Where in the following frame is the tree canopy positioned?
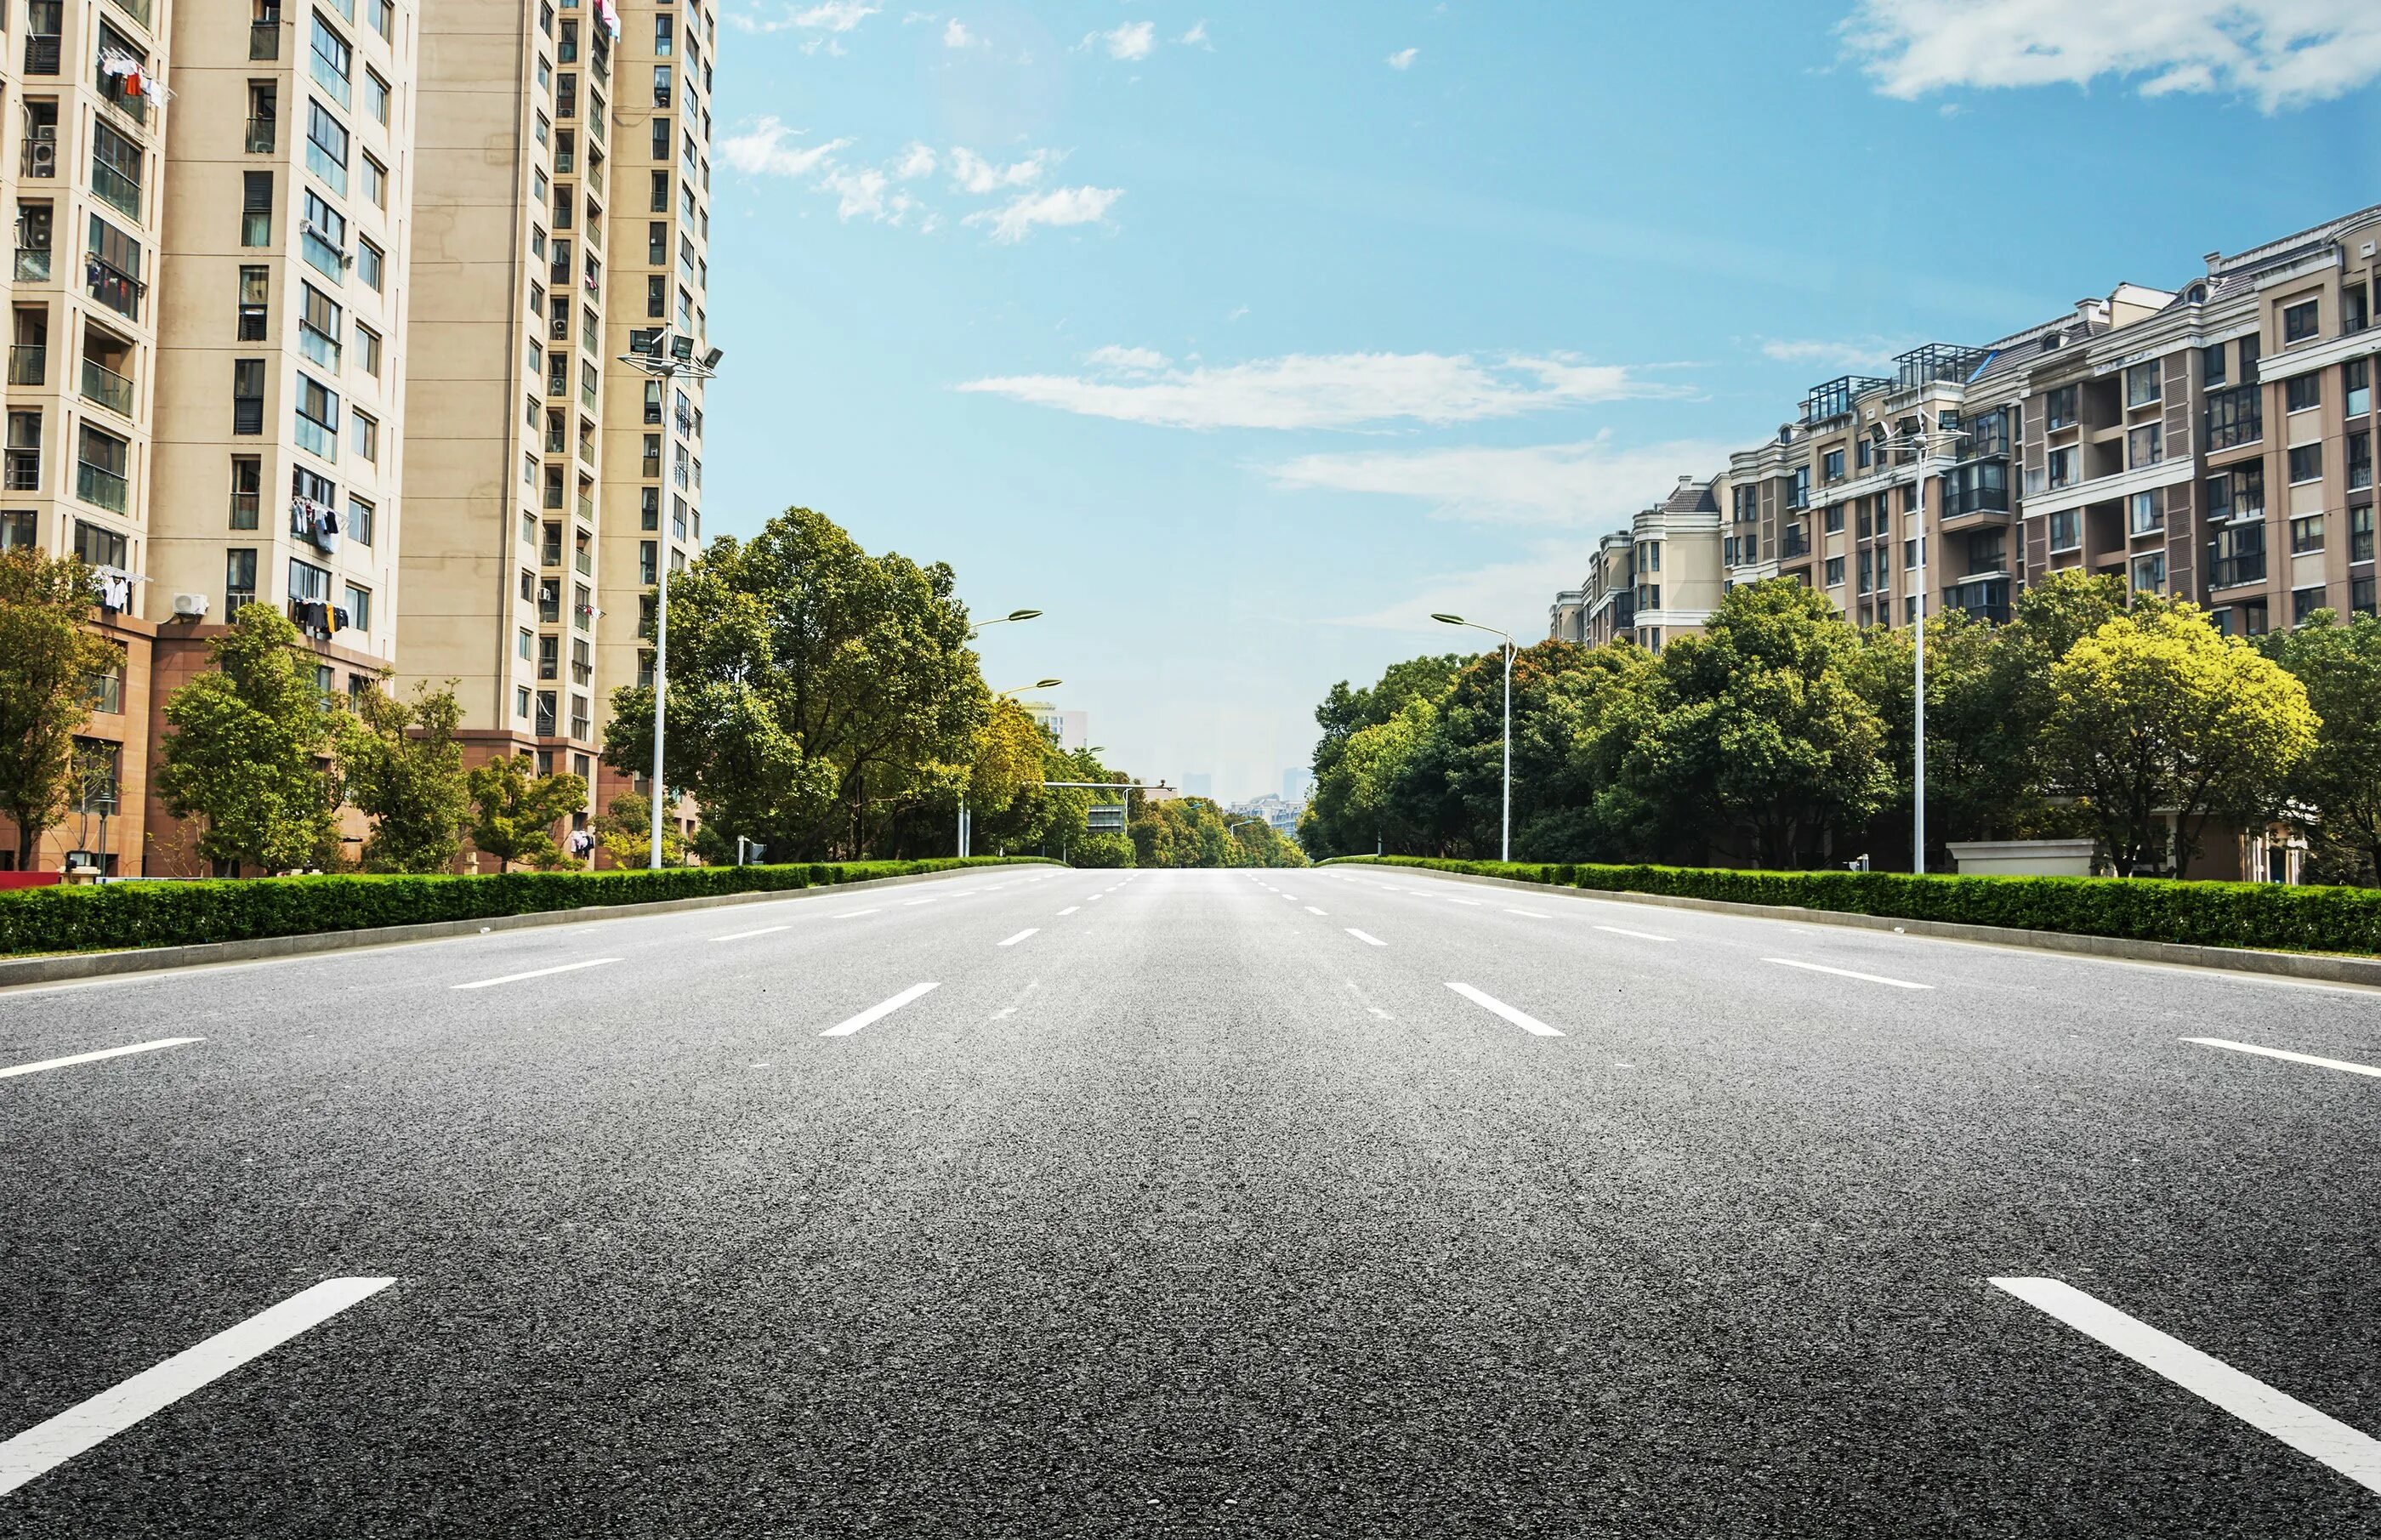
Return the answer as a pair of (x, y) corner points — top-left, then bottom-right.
(156, 605), (342, 875)
(0, 548), (121, 869)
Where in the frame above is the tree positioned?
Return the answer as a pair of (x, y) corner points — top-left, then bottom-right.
(2045, 605), (2318, 876)
(2260, 611), (2381, 884)
(0, 548), (120, 870)
(1850, 608), (2048, 864)
(603, 507), (986, 860)
(336, 679), (470, 873)
(466, 755), (588, 872)
(594, 791), (685, 867)
(156, 605), (341, 875)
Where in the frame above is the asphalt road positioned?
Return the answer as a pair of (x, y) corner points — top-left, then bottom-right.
(3, 863), (2378, 1537)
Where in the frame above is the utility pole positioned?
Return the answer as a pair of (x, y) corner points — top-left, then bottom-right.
(1433, 612), (1516, 863)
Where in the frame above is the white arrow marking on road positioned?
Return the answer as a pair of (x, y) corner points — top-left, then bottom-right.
(0, 1037), (204, 1081)
(0, 1277), (395, 1497)
(1445, 982), (1564, 1037)
(1345, 929), (1387, 947)
(1991, 1276), (2381, 1494)
(1594, 925), (1674, 942)
(1763, 958), (1933, 991)
(997, 929), (1038, 947)
(452, 958), (619, 990)
(821, 981), (940, 1038)
(2185, 1037), (2381, 1080)
(712, 924), (789, 942)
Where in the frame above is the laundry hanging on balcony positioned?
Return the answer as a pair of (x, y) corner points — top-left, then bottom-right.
(88, 566), (139, 612)
(594, 0), (620, 39)
(290, 495), (341, 554)
(96, 51), (170, 101)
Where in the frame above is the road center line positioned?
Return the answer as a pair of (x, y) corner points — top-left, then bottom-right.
(1445, 981), (1565, 1037)
(1088, 895), (1105, 902)
(1594, 925), (1674, 942)
(997, 929), (1038, 947)
(901, 898), (940, 906)
(451, 958), (619, 991)
(831, 908), (882, 921)
(1763, 958), (1933, 991)
(1445, 898), (1484, 906)
(712, 925), (789, 942)
(1345, 928), (1387, 947)
(1305, 906), (1328, 916)
(1057, 906), (1080, 916)
(2184, 1037), (2381, 1080)
(0, 1277), (396, 1498)
(1503, 908), (1550, 918)
(821, 981), (940, 1038)
(0, 1037), (205, 1082)
(1990, 1276), (2381, 1493)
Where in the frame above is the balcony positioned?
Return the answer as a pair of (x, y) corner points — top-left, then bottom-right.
(5, 453), (40, 491)
(76, 460), (128, 514)
(8, 345), (45, 385)
(91, 162), (142, 220)
(249, 20), (279, 59)
(80, 358), (134, 417)
(2208, 554), (2267, 590)
(25, 34), (60, 75)
(245, 116), (276, 152)
(2205, 384), (2262, 452)
(87, 259), (141, 320)
(106, 0), (153, 30)
(96, 67), (149, 128)
(1943, 577), (2011, 626)
(1781, 526), (1810, 560)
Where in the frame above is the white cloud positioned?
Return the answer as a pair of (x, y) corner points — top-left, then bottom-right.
(1270, 435), (1737, 529)
(720, 117), (853, 178)
(963, 185), (1123, 242)
(1757, 336), (1913, 371)
(948, 146), (1053, 193)
(893, 142), (937, 179)
(1085, 345), (1171, 373)
(1386, 47), (1418, 69)
(792, 0), (877, 29)
(1179, 20), (1210, 48)
(1844, 0), (2381, 111)
(1088, 20), (1156, 60)
(959, 351), (1678, 430)
(942, 16), (975, 47)
(1327, 548), (1600, 635)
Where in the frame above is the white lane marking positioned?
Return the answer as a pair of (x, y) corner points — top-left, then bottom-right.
(2185, 1037), (2381, 1081)
(1345, 929), (1387, 947)
(0, 1037), (204, 1082)
(821, 981), (940, 1038)
(1445, 982), (1564, 1037)
(0, 1277), (396, 1498)
(1057, 906), (1081, 916)
(1088, 895), (1105, 903)
(901, 898), (940, 906)
(1305, 906), (1328, 916)
(1594, 924), (1674, 942)
(1503, 908), (1550, 918)
(451, 958), (620, 991)
(712, 924), (789, 942)
(1763, 958), (1933, 991)
(1445, 898), (1484, 906)
(1990, 1276), (2381, 1493)
(831, 908), (883, 921)
(997, 929), (1038, 947)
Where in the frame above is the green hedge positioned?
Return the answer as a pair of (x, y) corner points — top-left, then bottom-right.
(1327, 855), (2381, 957)
(0, 857), (1051, 958)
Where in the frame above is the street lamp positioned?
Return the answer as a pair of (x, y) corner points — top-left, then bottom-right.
(616, 327), (723, 870)
(969, 608), (1043, 637)
(959, 677), (1062, 857)
(1876, 414), (1967, 876)
(1432, 612), (1514, 863)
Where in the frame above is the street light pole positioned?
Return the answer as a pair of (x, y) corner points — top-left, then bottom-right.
(971, 675), (1064, 856)
(1432, 612), (1515, 863)
(1881, 415), (1965, 876)
(616, 327), (723, 869)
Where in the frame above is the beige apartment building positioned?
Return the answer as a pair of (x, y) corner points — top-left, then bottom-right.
(1548, 476), (1726, 651)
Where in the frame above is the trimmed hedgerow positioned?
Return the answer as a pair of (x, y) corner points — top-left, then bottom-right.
(1328, 855), (2381, 957)
(0, 857), (1051, 958)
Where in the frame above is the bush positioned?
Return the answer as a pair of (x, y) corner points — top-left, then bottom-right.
(0, 857), (1050, 957)
(1330, 855), (2381, 957)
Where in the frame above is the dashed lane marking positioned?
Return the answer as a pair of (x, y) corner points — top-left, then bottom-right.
(821, 982), (940, 1038)
(1763, 958), (1933, 991)
(997, 929), (1038, 948)
(0, 1037), (205, 1082)
(2184, 1037), (2381, 1081)
(712, 925), (789, 942)
(1444, 982), (1564, 1037)
(1594, 925), (1674, 942)
(1345, 929), (1388, 947)
(452, 958), (620, 990)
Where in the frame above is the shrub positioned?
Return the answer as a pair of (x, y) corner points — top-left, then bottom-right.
(0, 857), (1048, 957)
(1329, 855), (2381, 956)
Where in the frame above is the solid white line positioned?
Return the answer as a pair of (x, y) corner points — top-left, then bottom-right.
(1991, 1276), (2381, 1493)
(997, 929), (1038, 947)
(2185, 1037), (2381, 1080)
(831, 908), (882, 921)
(0, 1037), (204, 1081)
(1594, 924), (1674, 942)
(1763, 958), (1933, 991)
(1345, 929), (1387, 947)
(0, 1277), (395, 1497)
(1057, 906), (1080, 916)
(1503, 908), (1550, 918)
(1445, 981), (1564, 1037)
(451, 958), (619, 990)
(712, 924), (789, 942)
(1305, 906), (1328, 916)
(820, 981), (940, 1038)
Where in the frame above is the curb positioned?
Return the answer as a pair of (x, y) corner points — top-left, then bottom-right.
(0, 863), (1054, 991)
(1328, 861), (2381, 989)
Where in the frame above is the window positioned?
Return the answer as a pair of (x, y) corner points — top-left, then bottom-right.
(351, 409), (378, 463)
(2208, 460), (2263, 523)
(2128, 491), (2162, 535)
(289, 556), (332, 603)
(2348, 359), (2371, 418)
(2127, 423), (2162, 468)
(2282, 298), (2318, 344)
(76, 428), (128, 514)
(2288, 443), (2323, 484)
(232, 358), (266, 435)
(361, 154), (387, 209)
(73, 516), (127, 566)
(2048, 446), (2076, 488)
(299, 283), (341, 368)
(303, 190), (346, 277)
(2208, 520), (2266, 589)
(230, 456), (262, 528)
(2353, 504), (2375, 563)
(2204, 384), (2261, 450)
(2130, 552), (2163, 594)
(2048, 509), (2081, 552)
(2291, 514), (2324, 554)
(344, 582), (371, 632)
(2293, 587), (2325, 626)
(2351, 430), (2372, 492)
(371, 0), (394, 41)
(2286, 374), (2321, 413)
(306, 100), (350, 196)
(654, 65), (671, 106)
(516, 686), (531, 720)
(2241, 332), (2262, 382)
(646, 274), (665, 319)
(2356, 574), (2378, 618)
(1823, 503), (1844, 533)
(357, 324), (381, 378)
(236, 264), (270, 340)
(2045, 384), (2079, 429)
(2202, 342), (2227, 389)
(364, 68), (389, 124)
(1821, 448), (1844, 482)
(651, 117), (671, 160)
(86, 216), (142, 320)
(656, 14), (673, 52)
(89, 121), (142, 219)
(348, 494), (373, 545)
(1823, 555), (1844, 587)
(310, 14), (352, 111)
(295, 373), (339, 458)
(1904, 537), (1921, 570)
(6, 412), (42, 492)
(242, 171), (275, 246)
(357, 238), (383, 292)
(225, 549), (259, 614)
(2125, 361), (2161, 407)
(2349, 284), (2372, 336)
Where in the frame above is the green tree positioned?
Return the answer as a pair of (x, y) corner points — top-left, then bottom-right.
(466, 754), (588, 872)
(2260, 611), (2381, 884)
(1304, 654), (1461, 856)
(156, 605), (341, 875)
(1071, 831), (1134, 868)
(1850, 608), (2047, 864)
(0, 548), (120, 869)
(336, 679), (470, 872)
(2045, 605), (2318, 876)
(593, 790), (685, 867)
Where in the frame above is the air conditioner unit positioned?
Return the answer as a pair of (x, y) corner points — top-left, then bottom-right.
(171, 591), (209, 618)
(26, 139), (55, 176)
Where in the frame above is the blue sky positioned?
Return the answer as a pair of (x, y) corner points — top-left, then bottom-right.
(705, 1), (2378, 802)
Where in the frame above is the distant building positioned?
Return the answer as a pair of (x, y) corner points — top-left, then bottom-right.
(1021, 700), (1088, 753)
(1231, 794), (1304, 835)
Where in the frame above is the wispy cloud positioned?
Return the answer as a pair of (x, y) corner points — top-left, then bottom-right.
(948, 146), (1053, 194)
(719, 117), (853, 178)
(1179, 20), (1210, 48)
(1386, 47), (1419, 70)
(960, 351), (1680, 431)
(964, 185), (1124, 243)
(893, 142), (937, 179)
(942, 16), (976, 47)
(1270, 435), (1737, 526)
(793, 0), (877, 29)
(1084, 345), (1170, 373)
(1086, 20), (1156, 60)
(1844, 0), (2381, 112)
(1756, 336), (1913, 371)
(1326, 548), (1600, 635)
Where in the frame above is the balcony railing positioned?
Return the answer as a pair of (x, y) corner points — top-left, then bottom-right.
(76, 460), (128, 514)
(225, 587), (256, 617)
(24, 34), (61, 75)
(577, 494), (594, 523)
(96, 67), (149, 128)
(250, 20), (279, 59)
(8, 345), (45, 385)
(2208, 555), (2266, 590)
(91, 162), (142, 219)
(81, 358), (134, 417)
(574, 548), (592, 575)
(245, 116), (276, 152)
(1781, 527), (1810, 560)
(4, 453), (41, 491)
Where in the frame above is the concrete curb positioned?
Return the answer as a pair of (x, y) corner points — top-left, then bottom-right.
(0, 862), (1056, 990)
(1328, 861), (2381, 989)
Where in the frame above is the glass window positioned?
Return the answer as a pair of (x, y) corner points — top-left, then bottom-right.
(302, 190), (346, 278)
(2288, 443), (2323, 484)
(2125, 361), (2161, 407)
(298, 282), (341, 368)
(2346, 359), (2370, 418)
(306, 99), (349, 195)
(2128, 491), (2161, 535)
(372, 0), (393, 41)
(364, 68), (389, 124)
(2049, 509), (2080, 552)
(2286, 373), (2321, 413)
(348, 494), (373, 544)
(2127, 422), (2162, 468)
(357, 324), (381, 378)
(2352, 504), (2374, 563)
(344, 582), (372, 631)
(357, 238), (383, 291)
(310, 14), (353, 110)
(242, 172), (275, 246)
(2351, 430), (2372, 492)
(2201, 342), (2227, 389)
(2291, 514), (2324, 554)
(361, 154), (386, 209)
(351, 410), (378, 463)
(295, 372), (340, 459)
(2282, 298), (2319, 344)
(2130, 552), (2163, 594)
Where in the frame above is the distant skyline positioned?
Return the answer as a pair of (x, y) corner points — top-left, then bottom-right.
(705, 3), (2378, 802)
